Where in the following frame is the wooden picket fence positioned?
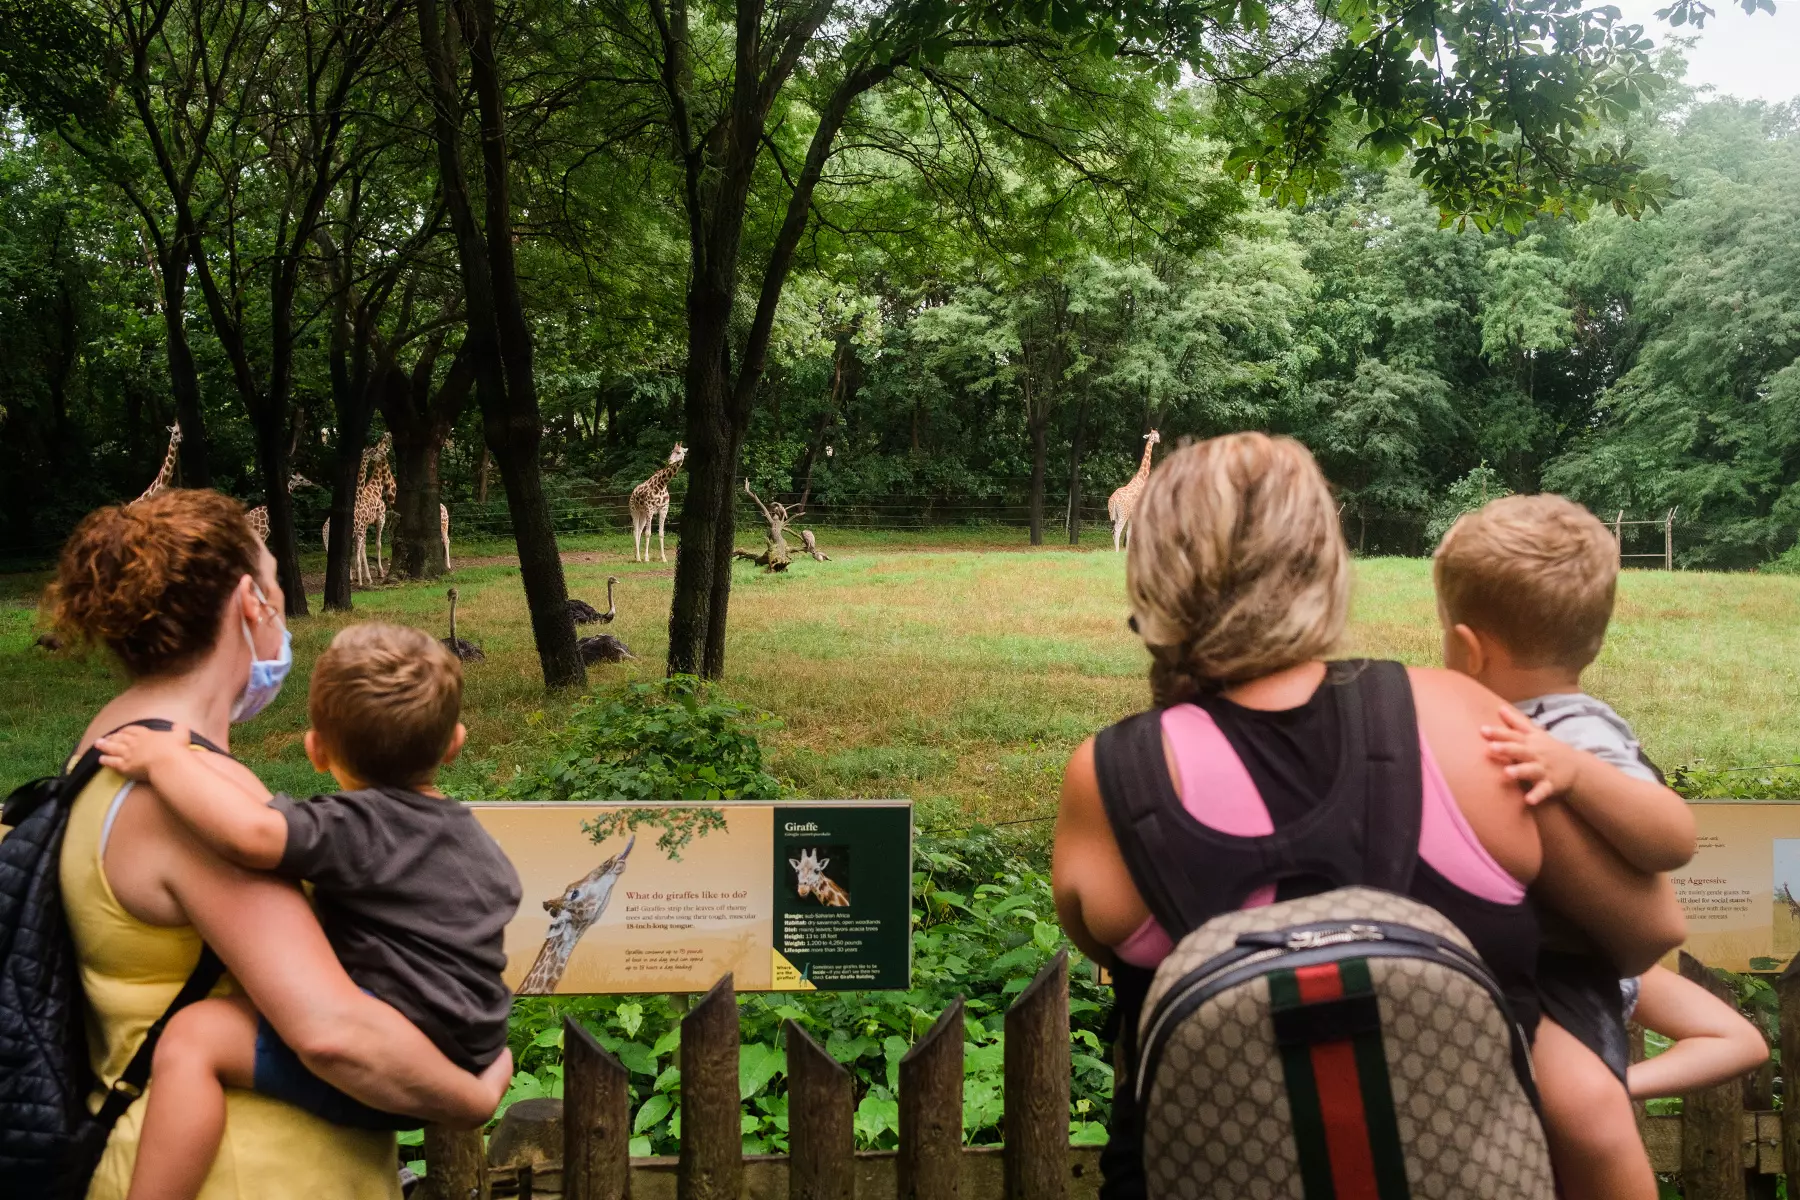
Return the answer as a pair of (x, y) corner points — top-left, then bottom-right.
(421, 949), (1798, 1200)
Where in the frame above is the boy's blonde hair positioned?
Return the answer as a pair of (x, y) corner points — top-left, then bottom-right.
(1433, 493), (1618, 670)
(1127, 433), (1349, 702)
(309, 622), (462, 787)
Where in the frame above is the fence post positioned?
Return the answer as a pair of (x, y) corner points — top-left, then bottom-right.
(564, 1015), (631, 1200)
(1681, 952), (1747, 1200)
(1666, 507), (1679, 570)
(786, 1020), (854, 1200)
(678, 975), (742, 1200)
(422, 1124), (490, 1200)
(1779, 956), (1800, 1190)
(1005, 951), (1070, 1200)
(899, 997), (965, 1200)
(1614, 510), (1625, 565)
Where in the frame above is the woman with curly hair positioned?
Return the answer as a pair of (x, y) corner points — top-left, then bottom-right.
(48, 489), (507, 1199)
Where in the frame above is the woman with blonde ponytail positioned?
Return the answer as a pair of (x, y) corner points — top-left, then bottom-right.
(1052, 433), (1686, 1198)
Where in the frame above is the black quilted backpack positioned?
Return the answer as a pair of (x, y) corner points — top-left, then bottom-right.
(0, 722), (222, 1200)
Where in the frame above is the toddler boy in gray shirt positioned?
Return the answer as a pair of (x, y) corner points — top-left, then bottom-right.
(1434, 493), (1695, 1200)
(96, 622), (521, 1200)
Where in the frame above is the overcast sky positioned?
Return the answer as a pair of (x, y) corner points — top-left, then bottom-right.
(1613, 0), (1800, 102)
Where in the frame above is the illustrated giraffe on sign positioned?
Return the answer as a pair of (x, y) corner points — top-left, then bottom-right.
(518, 837), (635, 994)
(790, 848), (849, 907)
(132, 422), (182, 505)
(1107, 429), (1161, 552)
(246, 475), (319, 542)
(324, 437), (396, 586)
(629, 442), (687, 563)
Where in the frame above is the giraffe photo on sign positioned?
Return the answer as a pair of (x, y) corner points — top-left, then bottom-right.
(787, 845), (851, 907)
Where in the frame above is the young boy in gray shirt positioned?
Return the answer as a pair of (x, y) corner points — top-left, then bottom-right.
(96, 622), (521, 1200)
(1435, 493), (1695, 1200)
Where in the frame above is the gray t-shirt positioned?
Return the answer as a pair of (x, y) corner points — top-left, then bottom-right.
(1516, 692), (1661, 785)
(271, 787), (522, 1072)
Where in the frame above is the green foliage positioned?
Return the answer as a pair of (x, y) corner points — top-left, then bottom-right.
(1671, 764), (1800, 801)
(489, 828), (1114, 1160)
(1426, 463), (1514, 546)
(582, 807), (729, 862)
(489, 677), (790, 805)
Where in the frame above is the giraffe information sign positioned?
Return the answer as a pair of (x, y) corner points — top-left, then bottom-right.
(1665, 800), (1800, 973)
(469, 800), (912, 994)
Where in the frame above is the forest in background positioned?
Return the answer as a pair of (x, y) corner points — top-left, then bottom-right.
(1, 2), (1795, 607)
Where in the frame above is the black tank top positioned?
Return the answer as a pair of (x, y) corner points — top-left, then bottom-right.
(1089, 661), (1540, 1200)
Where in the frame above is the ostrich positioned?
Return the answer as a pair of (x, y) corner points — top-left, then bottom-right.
(441, 587), (485, 663)
(577, 633), (635, 664)
(518, 836), (635, 993)
(566, 578), (618, 625)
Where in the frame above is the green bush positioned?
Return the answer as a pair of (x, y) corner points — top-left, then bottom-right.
(1424, 462), (1512, 546)
(489, 675), (789, 804)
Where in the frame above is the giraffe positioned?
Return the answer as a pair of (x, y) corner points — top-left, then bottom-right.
(629, 443), (688, 563)
(790, 848), (850, 907)
(324, 437), (396, 586)
(518, 837), (634, 994)
(131, 422), (183, 505)
(1107, 429), (1162, 552)
(246, 475), (318, 542)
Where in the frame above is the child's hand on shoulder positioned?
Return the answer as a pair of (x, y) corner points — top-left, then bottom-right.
(95, 723), (191, 782)
(1480, 706), (1581, 805)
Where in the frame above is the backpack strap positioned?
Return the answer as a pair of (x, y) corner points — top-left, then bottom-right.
(1350, 661), (1423, 893)
(92, 947), (225, 1127)
(1092, 661), (1426, 940)
(5, 720), (232, 830)
(1093, 710), (1204, 940)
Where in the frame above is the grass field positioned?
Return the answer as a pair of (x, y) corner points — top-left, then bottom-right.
(4, 529), (1798, 821)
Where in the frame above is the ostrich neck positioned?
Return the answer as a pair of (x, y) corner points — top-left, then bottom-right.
(449, 599), (457, 643)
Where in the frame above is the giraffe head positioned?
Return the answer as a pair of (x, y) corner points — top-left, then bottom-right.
(1145, 430), (1161, 446)
(790, 848), (830, 898)
(168, 422), (183, 447)
(667, 443), (688, 469)
(543, 836), (635, 922)
(290, 474), (318, 491)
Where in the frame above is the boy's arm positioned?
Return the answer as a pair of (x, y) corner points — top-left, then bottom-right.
(94, 724), (288, 870)
(1531, 801), (1687, 976)
(1483, 705), (1695, 872)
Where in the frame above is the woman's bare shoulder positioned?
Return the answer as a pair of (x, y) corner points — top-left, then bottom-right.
(1404, 665), (1541, 884)
(1405, 665), (1507, 719)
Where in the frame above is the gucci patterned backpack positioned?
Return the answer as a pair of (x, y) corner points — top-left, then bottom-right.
(1093, 661), (1555, 1199)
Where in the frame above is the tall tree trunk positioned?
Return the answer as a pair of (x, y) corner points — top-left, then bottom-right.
(663, 48), (900, 678)
(250, 409), (303, 608)
(322, 296), (372, 611)
(385, 348), (470, 579)
(420, 0), (581, 686)
(159, 240), (211, 487)
(1027, 413), (1048, 547)
(669, 302), (735, 678)
(1066, 377), (1089, 545)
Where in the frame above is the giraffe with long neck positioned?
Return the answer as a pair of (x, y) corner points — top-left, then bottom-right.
(1107, 430), (1161, 552)
(629, 443), (688, 563)
(247, 475), (318, 542)
(132, 423), (183, 505)
(518, 837), (634, 994)
(324, 436), (395, 586)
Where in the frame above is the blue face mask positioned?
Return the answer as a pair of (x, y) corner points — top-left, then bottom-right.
(232, 585), (293, 723)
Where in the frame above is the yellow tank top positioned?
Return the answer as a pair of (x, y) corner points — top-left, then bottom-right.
(60, 762), (401, 1200)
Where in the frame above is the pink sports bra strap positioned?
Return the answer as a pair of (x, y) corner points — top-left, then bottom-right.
(1112, 703), (1523, 969)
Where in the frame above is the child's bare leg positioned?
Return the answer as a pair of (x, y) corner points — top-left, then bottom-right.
(1535, 1017), (1655, 1200)
(126, 995), (258, 1200)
